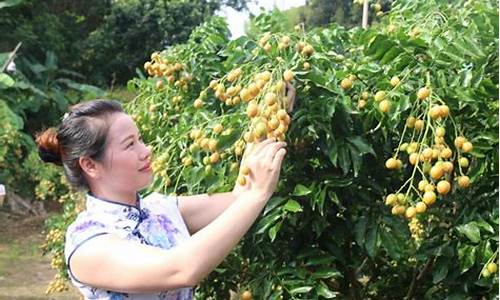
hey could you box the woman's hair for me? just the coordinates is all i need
[36,99,124,190]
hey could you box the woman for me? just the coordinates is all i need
[36,88,294,299]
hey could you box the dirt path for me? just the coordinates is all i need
[0,210,81,300]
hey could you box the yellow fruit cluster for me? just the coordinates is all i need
[382,81,474,222]
[45,274,68,294]
[143,52,192,91]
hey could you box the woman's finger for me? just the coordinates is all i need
[263,142,286,166]
[271,147,287,170]
[246,138,275,158]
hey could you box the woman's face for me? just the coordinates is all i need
[95,112,153,193]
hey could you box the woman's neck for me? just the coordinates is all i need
[89,186,138,207]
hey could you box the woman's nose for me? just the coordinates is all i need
[141,143,152,160]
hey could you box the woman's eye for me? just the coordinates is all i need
[127,141,134,148]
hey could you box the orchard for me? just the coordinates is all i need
[39,0,498,299]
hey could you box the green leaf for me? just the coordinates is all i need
[311,268,341,279]
[292,184,312,196]
[283,199,303,213]
[365,224,379,258]
[0,0,25,9]
[268,222,281,241]
[380,47,403,65]
[289,286,313,295]
[0,73,14,88]
[316,283,339,298]
[432,257,449,284]
[458,244,477,274]
[346,136,376,156]
[456,222,481,243]
[354,217,367,247]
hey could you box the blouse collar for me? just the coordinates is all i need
[85,192,146,222]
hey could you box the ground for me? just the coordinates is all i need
[0,210,81,300]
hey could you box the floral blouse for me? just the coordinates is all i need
[64,192,193,300]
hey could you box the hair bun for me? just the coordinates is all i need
[36,128,62,165]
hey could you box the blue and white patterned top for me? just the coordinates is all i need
[64,192,193,300]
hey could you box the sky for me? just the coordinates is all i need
[217,0,306,39]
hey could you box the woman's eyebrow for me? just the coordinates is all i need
[120,134,135,144]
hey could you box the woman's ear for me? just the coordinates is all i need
[79,157,100,179]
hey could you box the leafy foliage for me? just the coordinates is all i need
[43,0,498,298]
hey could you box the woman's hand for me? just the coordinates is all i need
[232,138,287,201]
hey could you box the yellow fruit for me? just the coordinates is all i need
[210,152,220,164]
[417,87,430,100]
[301,45,315,56]
[358,100,367,109]
[303,62,311,70]
[374,91,386,102]
[430,165,444,180]
[268,118,280,130]
[390,76,400,87]
[235,146,243,156]
[241,166,251,176]
[454,136,467,149]
[457,176,470,188]
[406,116,416,128]
[462,141,473,153]
[414,119,424,131]
[213,124,224,134]
[442,161,454,173]
[385,158,399,169]
[440,148,452,159]
[423,191,436,205]
[429,105,442,119]
[263,43,272,53]
[238,176,246,186]
[422,148,433,160]
[397,193,406,204]
[436,180,451,195]
[435,127,446,137]
[296,41,305,51]
[254,122,268,138]
[361,91,370,100]
[241,290,253,300]
[283,70,294,81]
[405,207,417,219]
[392,205,406,215]
[409,153,419,165]
[183,157,193,166]
[265,92,277,106]
[277,109,288,121]
[487,262,498,274]
[459,157,469,168]
[247,101,259,118]
[418,180,428,191]
[379,100,391,113]
[248,83,260,97]
[340,78,353,90]
[208,139,218,152]
[194,99,204,109]
[424,183,435,192]
[209,80,218,89]
[416,202,427,213]
[439,105,450,117]
[156,80,164,90]
[385,194,398,206]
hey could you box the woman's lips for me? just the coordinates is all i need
[139,162,152,172]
